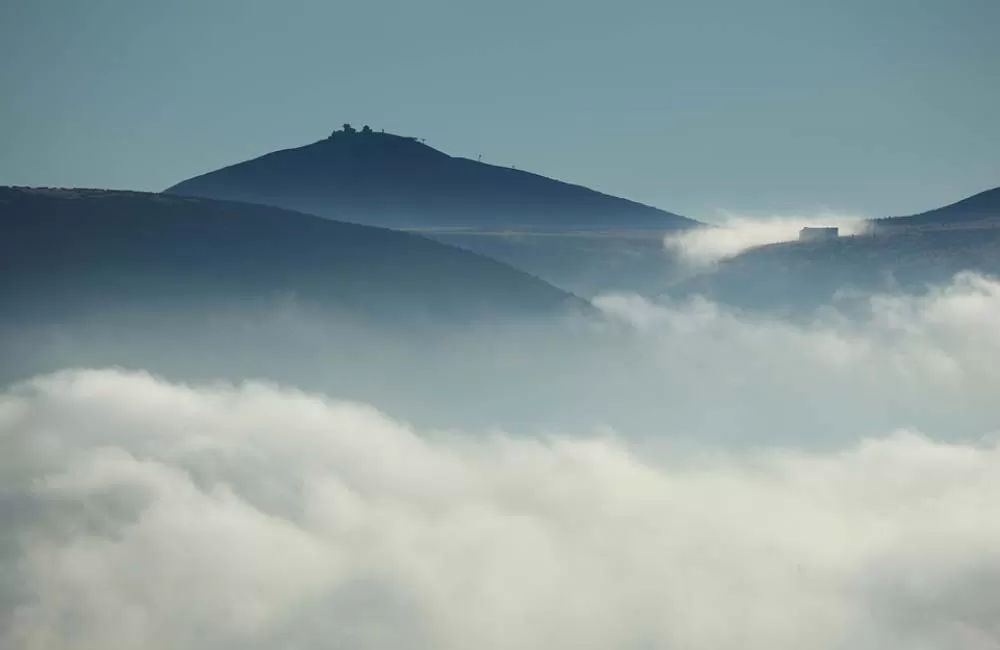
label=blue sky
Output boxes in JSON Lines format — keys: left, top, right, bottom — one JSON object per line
{"left": 1, "top": 0, "right": 997, "bottom": 220}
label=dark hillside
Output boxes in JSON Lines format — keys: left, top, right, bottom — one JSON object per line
{"left": 0, "top": 186, "right": 581, "bottom": 325}
{"left": 165, "top": 126, "right": 697, "bottom": 231}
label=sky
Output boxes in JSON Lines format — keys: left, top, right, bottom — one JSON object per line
{"left": 1, "top": 0, "right": 998, "bottom": 220}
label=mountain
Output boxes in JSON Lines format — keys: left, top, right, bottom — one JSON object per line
{"left": 670, "top": 230, "right": 1000, "bottom": 314}
{"left": 164, "top": 125, "right": 698, "bottom": 231}
{"left": 0, "top": 186, "right": 581, "bottom": 326}
{"left": 875, "top": 185, "right": 1000, "bottom": 230}
{"left": 668, "top": 185, "right": 1000, "bottom": 314}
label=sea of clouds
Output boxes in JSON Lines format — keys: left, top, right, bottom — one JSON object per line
{"left": 3, "top": 273, "right": 1000, "bottom": 649}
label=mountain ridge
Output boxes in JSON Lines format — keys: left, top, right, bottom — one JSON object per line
{"left": 0, "top": 186, "right": 584, "bottom": 324}
{"left": 874, "top": 185, "right": 1000, "bottom": 229}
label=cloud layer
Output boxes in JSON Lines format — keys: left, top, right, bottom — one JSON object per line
{"left": 588, "top": 272, "right": 1000, "bottom": 442}
{"left": 4, "top": 275, "right": 1000, "bottom": 649}
{"left": 4, "top": 273, "right": 1000, "bottom": 447}
{"left": 3, "top": 369, "right": 1000, "bottom": 650}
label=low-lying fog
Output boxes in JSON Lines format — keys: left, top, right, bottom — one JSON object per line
{"left": 665, "top": 212, "right": 870, "bottom": 267}
{"left": 3, "top": 273, "right": 1000, "bottom": 649}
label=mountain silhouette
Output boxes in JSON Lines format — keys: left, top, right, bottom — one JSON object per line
{"left": 875, "top": 185, "right": 1000, "bottom": 229}
{"left": 164, "top": 126, "right": 698, "bottom": 231}
{"left": 0, "top": 187, "right": 582, "bottom": 326}
{"left": 669, "top": 185, "right": 1000, "bottom": 314}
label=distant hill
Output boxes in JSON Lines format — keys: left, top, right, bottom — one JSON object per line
{"left": 669, "top": 185, "right": 1000, "bottom": 314}
{"left": 670, "top": 229, "right": 1000, "bottom": 314}
{"left": 164, "top": 125, "right": 698, "bottom": 231}
{"left": 0, "top": 187, "right": 581, "bottom": 325}
{"left": 874, "top": 185, "right": 1000, "bottom": 230}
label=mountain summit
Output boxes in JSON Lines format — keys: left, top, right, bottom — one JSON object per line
{"left": 165, "top": 125, "right": 697, "bottom": 230}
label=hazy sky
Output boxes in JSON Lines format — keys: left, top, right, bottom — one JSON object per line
{"left": 1, "top": 0, "right": 997, "bottom": 219}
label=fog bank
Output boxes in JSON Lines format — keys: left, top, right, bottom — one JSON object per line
{"left": 3, "top": 274, "right": 999, "bottom": 446}
{"left": 2, "top": 369, "right": 999, "bottom": 650}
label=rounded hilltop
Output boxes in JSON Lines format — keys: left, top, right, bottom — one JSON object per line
{"left": 165, "top": 125, "right": 698, "bottom": 231}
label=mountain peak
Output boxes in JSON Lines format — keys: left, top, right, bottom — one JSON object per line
{"left": 165, "top": 129, "right": 698, "bottom": 230}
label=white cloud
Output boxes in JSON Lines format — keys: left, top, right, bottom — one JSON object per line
{"left": 2, "top": 369, "right": 1000, "bottom": 650}
{"left": 5, "top": 273, "right": 1000, "bottom": 448}
{"left": 665, "top": 212, "right": 869, "bottom": 266}
{"left": 4, "top": 275, "right": 1000, "bottom": 649}
{"left": 580, "top": 273, "right": 1000, "bottom": 445}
